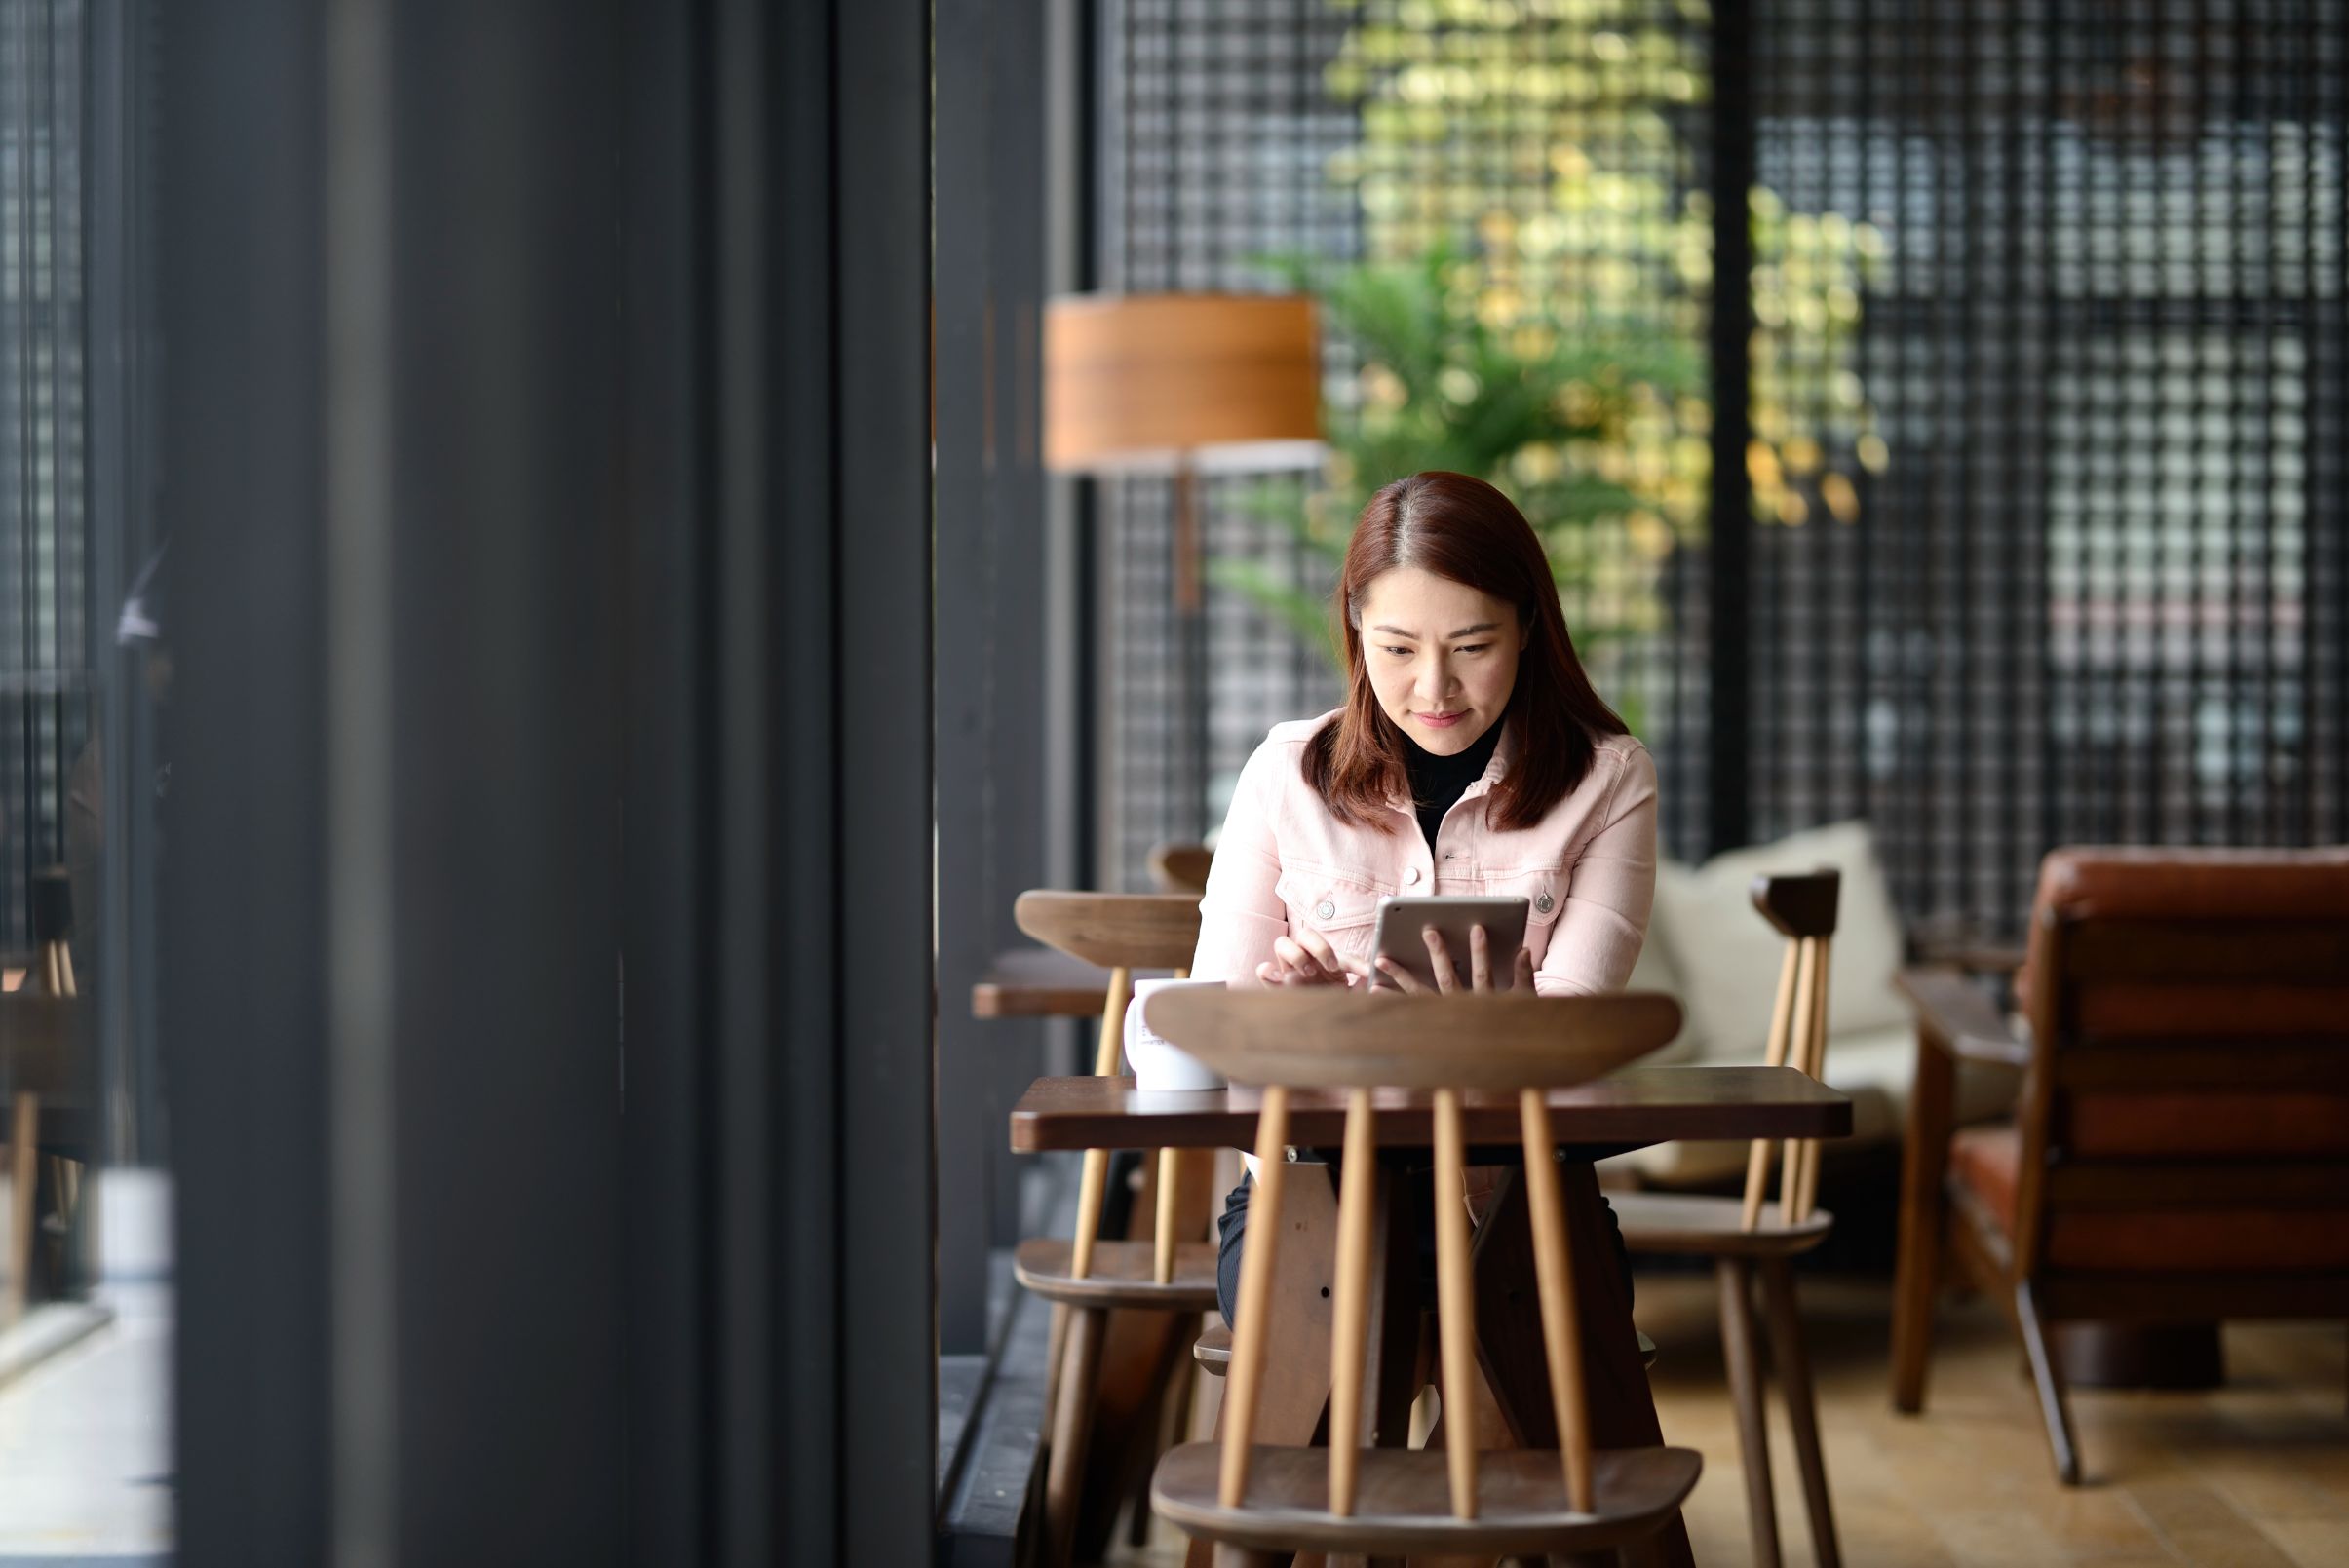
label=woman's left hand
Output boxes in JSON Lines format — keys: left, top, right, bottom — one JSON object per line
{"left": 1370, "top": 922, "right": 1536, "bottom": 995}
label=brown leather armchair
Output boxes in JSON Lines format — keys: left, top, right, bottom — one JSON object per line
{"left": 1888, "top": 847, "right": 2349, "bottom": 1483}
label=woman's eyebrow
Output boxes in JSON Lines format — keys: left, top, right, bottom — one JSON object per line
{"left": 1368, "top": 620, "right": 1501, "bottom": 638}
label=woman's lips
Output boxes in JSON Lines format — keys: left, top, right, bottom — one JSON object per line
{"left": 1417, "top": 710, "right": 1464, "bottom": 728}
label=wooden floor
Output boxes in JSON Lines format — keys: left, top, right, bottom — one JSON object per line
{"left": 1112, "top": 1272, "right": 2349, "bottom": 1567}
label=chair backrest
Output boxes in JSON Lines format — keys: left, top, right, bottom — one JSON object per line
{"left": 1738, "top": 870, "right": 1840, "bottom": 1230}
{"left": 1015, "top": 891, "right": 1204, "bottom": 1281}
{"left": 1014, "top": 890, "right": 1203, "bottom": 977}
{"left": 1143, "top": 988, "right": 1683, "bottom": 1521}
{"left": 1146, "top": 841, "right": 1214, "bottom": 896}
{"left": 2012, "top": 847, "right": 2349, "bottom": 1281}
{"left": 0, "top": 992, "right": 76, "bottom": 1097}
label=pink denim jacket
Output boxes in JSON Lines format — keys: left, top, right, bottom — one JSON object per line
{"left": 1190, "top": 710, "right": 1658, "bottom": 995}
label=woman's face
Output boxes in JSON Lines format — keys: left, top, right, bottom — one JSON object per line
{"left": 1356, "top": 566, "right": 1524, "bottom": 756}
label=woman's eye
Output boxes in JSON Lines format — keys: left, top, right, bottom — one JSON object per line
{"left": 1455, "top": 643, "right": 1489, "bottom": 655}
{"left": 1380, "top": 645, "right": 1411, "bottom": 657}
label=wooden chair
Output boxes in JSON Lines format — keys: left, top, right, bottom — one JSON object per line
{"left": 1890, "top": 847, "right": 2349, "bottom": 1484}
{"left": 1141, "top": 988, "right": 1703, "bottom": 1566}
{"left": 1609, "top": 871, "right": 1841, "bottom": 1568}
{"left": 1011, "top": 891, "right": 1216, "bottom": 1565}
{"left": 2, "top": 869, "right": 82, "bottom": 1325}
{"left": 1147, "top": 842, "right": 1214, "bottom": 897}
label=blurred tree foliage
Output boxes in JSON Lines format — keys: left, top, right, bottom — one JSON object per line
{"left": 1214, "top": 0, "right": 1884, "bottom": 721}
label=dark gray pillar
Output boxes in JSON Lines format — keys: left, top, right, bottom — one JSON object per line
{"left": 935, "top": 0, "right": 1055, "bottom": 1353}
{"left": 162, "top": 1, "right": 935, "bottom": 1563}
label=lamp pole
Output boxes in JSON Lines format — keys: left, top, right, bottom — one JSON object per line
{"left": 1172, "top": 454, "right": 1210, "bottom": 840}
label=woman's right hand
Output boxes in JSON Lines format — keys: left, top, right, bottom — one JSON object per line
{"left": 1255, "top": 925, "right": 1368, "bottom": 988}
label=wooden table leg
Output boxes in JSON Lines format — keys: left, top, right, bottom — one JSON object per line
{"left": 1082, "top": 1149, "right": 1222, "bottom": 1558}
{"left": 1362, "top": 1161, "right": 1430, "bottom": 1452}
{"left": 1470, "top": 1160, "right": 1695, "bottom": 1568}
{"left": 1183, "top": 1164, "right": 1341, "bottom": 1568}
{"left": 1045, "top": 1305, "right": 1109, "bottom": 1568}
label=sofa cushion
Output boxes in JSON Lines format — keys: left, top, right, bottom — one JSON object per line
{"left": 1651, "top": 820, "right": 1909, "bottom": 1065}
{"left": 1623, "top": 874, "right": 1704, "bottom": 1065}
{"left": 1947, "top": 1124, "right": 2022, "bottom": 1230}
{"left": 1945, "top": 1123, "right": 2349, "bottom": 1273}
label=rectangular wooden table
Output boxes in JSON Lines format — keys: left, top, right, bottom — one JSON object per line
{"left": 971, "top": 946, "right": 1172, "bottom": 1020}
{"left": 1012, "top": 1065, "right": 1851, "bottom": 1568}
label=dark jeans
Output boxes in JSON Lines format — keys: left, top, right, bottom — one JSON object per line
{"left": 1214, "top": 1163, "right": 1632, "bottom": 1330}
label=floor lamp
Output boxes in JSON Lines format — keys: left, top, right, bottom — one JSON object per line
{"left": 1043, "top": 292, "right": 1321, "bottom": 845}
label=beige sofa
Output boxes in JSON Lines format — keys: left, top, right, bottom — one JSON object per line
{"left": 1604, "top": 820, "right": 2021, "bottom": 1188}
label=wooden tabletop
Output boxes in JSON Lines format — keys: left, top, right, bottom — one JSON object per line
{"left": 1010, "top": 1065, "right": 1851, "bottom": 1153}
{"left": 969, "top": 946, "right": 1175, "bottom": 1019}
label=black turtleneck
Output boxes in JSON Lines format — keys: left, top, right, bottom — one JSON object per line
{"left": 1403, "top": 719, "right": 1503, "bottom": 852}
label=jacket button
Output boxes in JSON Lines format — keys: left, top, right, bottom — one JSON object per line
{"left": 1315, "top": 899, "right": 1335, "bottom": 921}
{"left": 1535, "top": 893, "right": 1556, "bottom": 914}
{"left": 1403, "top": 866, "right": 1421, "bottom": 886}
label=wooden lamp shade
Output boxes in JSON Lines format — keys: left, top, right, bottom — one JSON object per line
{"left": 1043, "top": 292, "right": 1321, "bottom": 474}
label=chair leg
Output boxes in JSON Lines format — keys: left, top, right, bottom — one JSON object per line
{"left": 1891, "top": 1036, "right": 1955, "bottom": 1414}
{"left": 1716, "top": 1258, "right": 1782, "bottom": 1568}
{"left": 1758, "top": 1259, "right": 1840, "bottom": 1568}
{"left": 1125, "top": 1318, "right": 1198, "bottom": 1548}
{"left": 1211, "top": 1548, "right": 1290, "bottom": 1567}
{"left": 2014, "top": 1280, "right": 2082, "bottom": 1486}
{"left": 5, "top": 1092, "right": 36, "bottom": 1326}
{"left": 1887, "top": 1198, "right": 1940, "bottom": 1414}
{"left": 1044, "top": 1306, "right": 1109, "bottom": 1568}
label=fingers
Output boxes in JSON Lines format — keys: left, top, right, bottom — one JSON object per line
{"left": 1267, "top": 930, "right": 1370, "bottom": 987}
{"left": 1371, "top": 954, "right": 1424, "bottom": 993}
{"left": 1468, "top": 924, "right": 1492, "bottom": 992}
{"left": 1270, "top": 935, "right": 1336, "bottom": 985}
{"left": 1514, "top": 946, "right": 1537, "bottom": 992}
{"left": 1294, "top": 926, "right": 1353, "bottom": 977}
{"left": 1421, "top": 926, "right": 1458, "bottom": 995}
{"left": 1299, "top": 926, "right": 1376, "bottom": 985}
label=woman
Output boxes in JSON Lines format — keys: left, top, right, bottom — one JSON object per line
{"left": 1190, "top": 471, "right": 1658, "bottom": 1325}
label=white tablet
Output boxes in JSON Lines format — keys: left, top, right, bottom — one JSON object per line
{"left": 1370, "top": 895, "right": 1531, "bottom": 993}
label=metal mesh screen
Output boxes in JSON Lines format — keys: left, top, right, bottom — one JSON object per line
{"left": 1750, "top": 0, "right": 2349, "bottom": 937}
{"left": 1097, "top": 0, "right": 1716, "bottom": 884}
{"left": 1097, "top": 0, "right": 1359, "bottom": 884}
{"left": 1099, "top": 0, "right": 2348, "bottom": 935}
{"left": 0, "top": 0, "right": 89, "bottom": 955}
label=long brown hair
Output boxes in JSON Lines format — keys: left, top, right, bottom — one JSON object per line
{"left": 1303, "top": 471, "right": 1628, "bottom": 831}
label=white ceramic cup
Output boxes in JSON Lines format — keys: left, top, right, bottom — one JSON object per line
{"left": 1124, "top": 977, "right": 1228, "bottom": 1091}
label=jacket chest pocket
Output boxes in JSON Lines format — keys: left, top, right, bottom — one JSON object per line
{"left": 1479, "top": 867, "right": 1567, "bottom": 953}
{"left": 1276, "top": 869, "right": 1386, "bottom": 967}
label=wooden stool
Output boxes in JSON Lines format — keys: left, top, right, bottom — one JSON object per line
{"left": 1614, "top": 870, "right": 1843, "bottom": 1568}
{"left": 1011, "top": 891, "right": 1214, "bottom": 1566}
{"left": 1143, "top": 988, "right": 1702, "bottom": 1566}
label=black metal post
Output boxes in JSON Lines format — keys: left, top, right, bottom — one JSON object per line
{"left": 1707, "top": 0, "right": 1755, "bottom": 856}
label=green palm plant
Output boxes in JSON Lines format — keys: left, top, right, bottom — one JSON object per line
{"left": 1214, "top": 245, "right": 1704, "bottom": 685}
